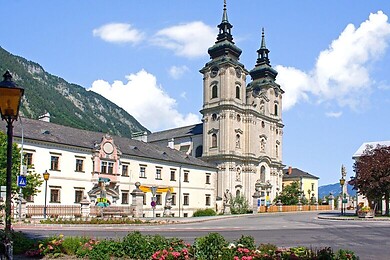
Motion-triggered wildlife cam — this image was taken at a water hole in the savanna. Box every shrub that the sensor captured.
[193,232,227,260]
[235,235,256,251]
[193,208,217,217]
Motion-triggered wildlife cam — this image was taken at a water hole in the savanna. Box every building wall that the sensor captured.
[16,135,216,218]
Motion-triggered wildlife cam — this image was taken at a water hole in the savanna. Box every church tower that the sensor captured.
[200,1,284,206]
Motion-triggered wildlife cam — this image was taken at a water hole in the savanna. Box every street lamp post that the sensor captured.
[43,170,50,219]
[339,177,345,215]
[0,71,24,233]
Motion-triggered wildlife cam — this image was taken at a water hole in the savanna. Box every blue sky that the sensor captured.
[2,1,390,185]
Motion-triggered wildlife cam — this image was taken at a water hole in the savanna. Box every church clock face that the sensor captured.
[103,142,114,154]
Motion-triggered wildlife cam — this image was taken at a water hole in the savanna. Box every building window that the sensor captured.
[206,173,211,184]
[75,190,83,203]
[50,156,59,171]
[211,85,218,99]
[50,188,61,203]
[237,114,241,122]
[184,171,189,182]
[24,153,33,167]
[276,144,279,157]
[236,85,240,99]
[183,193,189,205]
[121,164,129,176]
[142,194,146,205]
[140,166,146,178]
[205,194,211,206]
[212,113,217,121]
[171,193,176,205]
[274,104,278,116]
[170,170,176,181]
[311,183,315,191]
[260,166,266,183]
[156,194,162,205]
[101,161,107,173]
[211,134,217,148]
[236,134,240,148]
[122,191,129,204]
[156,168,162,180]
[195,146,203,158]
[236,190,241,197]
[75,159,84,172]
[108,162,113,174]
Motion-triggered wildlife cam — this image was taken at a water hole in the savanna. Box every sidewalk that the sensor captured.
[317,210,390,221]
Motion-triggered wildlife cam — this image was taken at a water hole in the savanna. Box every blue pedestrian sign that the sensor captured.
[17,176,27,187]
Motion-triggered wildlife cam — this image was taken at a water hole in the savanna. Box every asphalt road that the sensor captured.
[15,211,390,259]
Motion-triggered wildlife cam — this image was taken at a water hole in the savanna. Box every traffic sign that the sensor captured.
[17,176,27,187]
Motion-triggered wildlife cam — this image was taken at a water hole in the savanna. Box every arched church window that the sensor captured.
[212,113,217,121]
[195,145,203,158]
[260,166,266,183]
[274,104,278,116]
[211,85,218,99]
[235,134,240,148]
[237,114,241,122]
[236,167,241,181]
[236,85,240,99]
[261,121,265,128]
[260,139,266,152]
[236,189,241,197]
[211,134,217,148]
[276,144,279,157]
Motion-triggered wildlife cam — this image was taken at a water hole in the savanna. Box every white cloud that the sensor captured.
[277,11,390,111]
[152,21,216,58]
[93,23,145,44]
[169,65,189,79]
[325,111,343,118]
[88,70,200,131]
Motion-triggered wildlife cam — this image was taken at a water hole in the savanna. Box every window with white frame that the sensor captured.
[206,173,211,184]
[184,171,189,182]
[139,166,146,178]
[50,156,60,171]
[205,194,211,206]
[75,159,84,172]
[122,164,129,176]
[50,187,61,203]
[122,191,129,204]
[74,189,84,203]
[183,193,189,205]
[155,168,162,180]
[170,170,176,181]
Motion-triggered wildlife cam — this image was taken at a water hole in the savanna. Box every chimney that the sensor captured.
[38,112,50,122]
[288,166,292,175]
[168,138,175,149]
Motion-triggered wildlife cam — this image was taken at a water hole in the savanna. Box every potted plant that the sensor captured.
[358,205,374,218]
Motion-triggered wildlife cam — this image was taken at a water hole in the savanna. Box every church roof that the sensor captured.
[3,118,215,169]
[352,140,390,159]
[148,123,203,142]
[283,168,319,180]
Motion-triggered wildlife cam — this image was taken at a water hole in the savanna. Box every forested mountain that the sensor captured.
[0,47,149,137]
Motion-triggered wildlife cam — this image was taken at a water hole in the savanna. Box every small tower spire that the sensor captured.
[216,0,233,42]
[261,28,266,49]
[256,28,270,66]
[222,0,228,23]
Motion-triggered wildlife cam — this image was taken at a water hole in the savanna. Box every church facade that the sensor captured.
[148,2,284,206]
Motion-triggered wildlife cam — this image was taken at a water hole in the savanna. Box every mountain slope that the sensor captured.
[319,183,356,199]
[0,47,149,137]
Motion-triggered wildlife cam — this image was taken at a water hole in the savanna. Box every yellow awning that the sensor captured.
[139,185,174,193]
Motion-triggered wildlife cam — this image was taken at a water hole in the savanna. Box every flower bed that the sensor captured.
[21,232,359,259]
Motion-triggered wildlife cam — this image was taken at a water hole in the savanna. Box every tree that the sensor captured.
[274,181,302,205]
[353,145,390,216]
[0,131,21,194]
[230,194,250,214]
[0,131,43,200]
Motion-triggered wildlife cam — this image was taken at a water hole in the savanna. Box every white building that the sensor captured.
[9,118,217,218]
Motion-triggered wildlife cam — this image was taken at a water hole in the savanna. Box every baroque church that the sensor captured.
[147,1,284,206]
